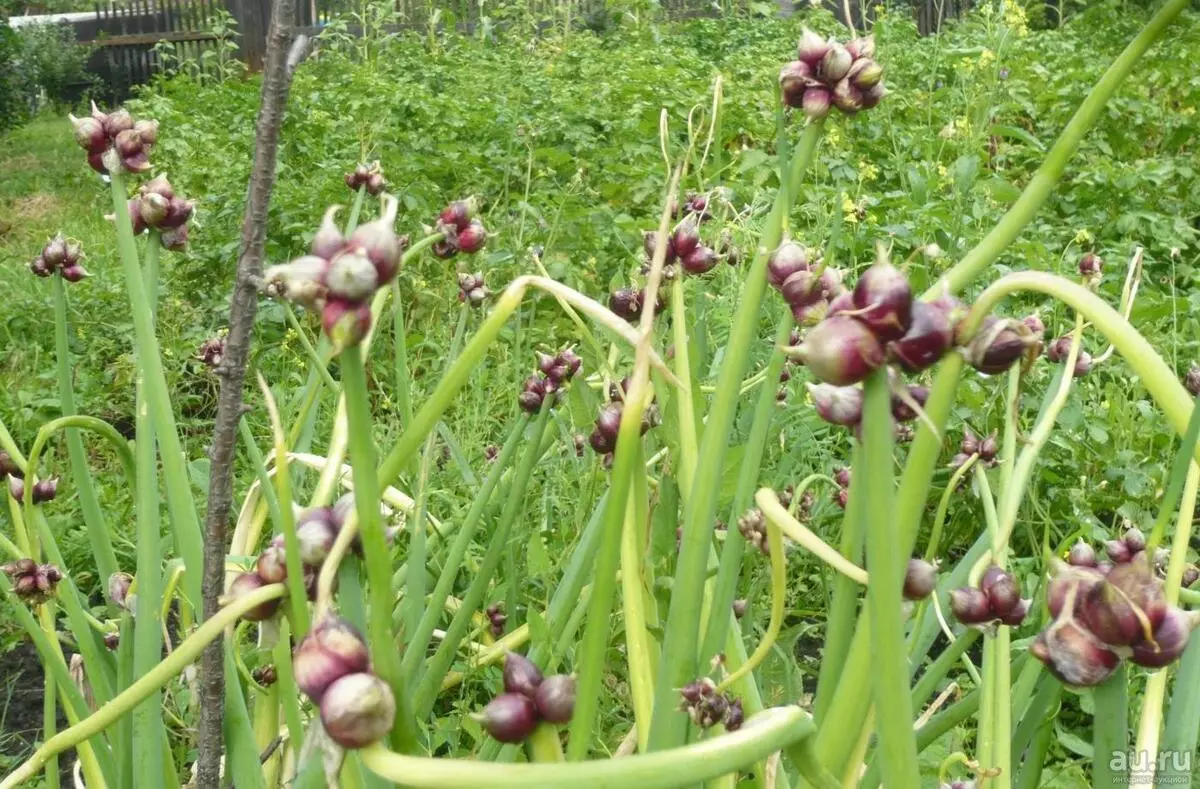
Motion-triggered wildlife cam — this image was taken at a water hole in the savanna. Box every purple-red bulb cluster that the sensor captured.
[780,29,886,120]
[263,199,407,350]
[457,271,488,306]
[345,162,386,196]
[475,653,577,743]
[767,241,846,327]
[127,175,194,251]
[485,603,507,637]
[8,476,58,505]
[228,494,397,622]
[950,428,999,470]
[30,236,87,282]
[2,558,63,605]
[519,348,582,414]
[1037,548,1197,686]
[609,286,665,323]
[292,615,396,749]
[679,678,744,731]
[69,102,158,174]
[642,216,722,276]
[197,336,226,369]
[950,566,1031,628]
[433,200,488,259]
[588,380,657,457]
[1045,335,1093,378]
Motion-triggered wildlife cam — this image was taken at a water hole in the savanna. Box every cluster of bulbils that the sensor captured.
[1030,530,1199,686]
[126,174,195,251]
[519,348,582,414]
[588,378,659,459]
[197,336,226,369]
[69,102,158,174]
[7,475,58,505]
[474,653,576,743]
[457,271,488,307]
[950,566,1032,630]
[485,603,507,637]
[780,29,885,120]
[782,245,1042,430]
[264,197,406,350]
[679,678,744,731]
[2,558,64,605]
[432,200,488,260]
[228,494,396,621]
[609,191,731,322]
[737,508,769,555]
[344,162,387,196]
[293,615,395,749]
[30,236,88,281]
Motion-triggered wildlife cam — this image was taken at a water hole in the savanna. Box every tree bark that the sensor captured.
[193,0,304,785]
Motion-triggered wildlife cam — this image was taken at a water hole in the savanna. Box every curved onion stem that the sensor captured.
[960,274,1196,453]
[361,706,828,789]
[716,514,784,693]
[756,489,868,585]
[21,416,136,495]
[0,583,287,789]
[926,0,1190,297]
[1094,245,1143,365]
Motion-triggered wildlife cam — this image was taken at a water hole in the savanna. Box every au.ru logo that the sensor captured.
[1107,749,1193,784]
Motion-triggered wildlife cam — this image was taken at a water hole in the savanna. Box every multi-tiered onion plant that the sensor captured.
[3,0,1199,786]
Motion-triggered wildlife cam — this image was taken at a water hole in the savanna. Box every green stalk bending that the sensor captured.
[0,583,287,789]
[106,172,203,605]
[928,0,1190,297]
[51,274,117,583]
[621,446,656,753]
[700,310,792,667]
[339,346,419,754]
[361,706,824,789]
[647,118,826,754]
[23,416,135,491]
[860,369,919,786]
[962,273,1198,459]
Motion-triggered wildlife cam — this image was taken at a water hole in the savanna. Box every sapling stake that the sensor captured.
[194,5,305,782]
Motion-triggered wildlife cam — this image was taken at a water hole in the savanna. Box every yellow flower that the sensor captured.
[1073,229,1093,245]
[979,49,996,67]
[1002,0,1029,34]
[859,161,879,182]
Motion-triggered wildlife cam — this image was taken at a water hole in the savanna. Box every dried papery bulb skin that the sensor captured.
[349,198,403,283]
[1068,540,1097,567]
[311,206,345,259]
[802,87,833,120]
[807,383,863,426]
[796,28,830,66]
[1185,364,1200,397]
[533,674,576,723]
[159,226,189,252]
[255,544,288,585]
[1078,253,1102,278]
[502,652,544,698]
[950,587,992,625]
[227,572,278,621]
[325,250,379,302]
[818,42,852,83]
[903,558,938,601]
[788,316,884,386]
[107,572,133,608]
[320,672,396,749]
[476,692,539,743]
[1031,621,1120,686]
[1129,607,1197,668]
[293,616,370,703]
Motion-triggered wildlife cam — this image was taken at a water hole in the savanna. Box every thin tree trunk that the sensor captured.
[193,1,306,784]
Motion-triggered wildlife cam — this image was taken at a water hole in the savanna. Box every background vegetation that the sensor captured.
[1,0,1198,782]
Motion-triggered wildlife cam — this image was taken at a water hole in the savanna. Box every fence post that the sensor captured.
[227,0,269,70]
